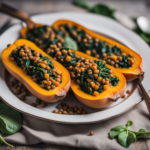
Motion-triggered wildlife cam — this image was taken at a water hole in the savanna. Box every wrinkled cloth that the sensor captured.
[4,101,150,150]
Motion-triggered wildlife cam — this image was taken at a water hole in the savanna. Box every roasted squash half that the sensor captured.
[46,45,126,109]
[1,39,70,103]
[52,19,143,81]
[72,51,126,108]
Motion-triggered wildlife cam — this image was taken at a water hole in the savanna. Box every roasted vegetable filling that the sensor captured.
[57,24,135,68]
[27,25,66,50]
[47,45,119,96]
[26,24,135,69]
[9,45,62,90]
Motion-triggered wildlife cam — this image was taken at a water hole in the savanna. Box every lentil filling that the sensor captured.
[9,45,62,90]
[57,24,135,68]
[46,45,119,96]
[26,24,135,69]
[27,25,65,50]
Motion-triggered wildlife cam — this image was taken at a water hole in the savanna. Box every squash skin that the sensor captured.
[72,51,126,109]
[52,19,144,82]
[1,39,70,103]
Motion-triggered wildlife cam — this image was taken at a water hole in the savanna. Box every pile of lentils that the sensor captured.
[9,45,62,90]
[53,102,88,115]
[46,45,119,96]
[26,25,65,50]
[10,78,47,107]
[10,78,28,100]
[57,24,135,68]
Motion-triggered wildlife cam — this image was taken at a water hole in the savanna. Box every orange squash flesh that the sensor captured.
[72,51,126,109]
[52,19,143,81]
[1,39,70,103]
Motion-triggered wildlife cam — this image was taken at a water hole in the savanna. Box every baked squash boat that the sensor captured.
[44,45,126,109]
[20,19,143,81]
[1,39,70,103]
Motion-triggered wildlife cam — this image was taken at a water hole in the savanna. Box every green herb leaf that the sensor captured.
[0,135,13,147]
[24,59,31,75]
[118,131,136,148]
[134,129,150,141]
[0,101,22,135]
[110,125,126,139]
[65,36,78,50]
[127,121,133,127]
[133,25,150,43]
[110,121,150,148]
[73,0,92,10]
[0,100,22,147]
[91,4,116,19]
[73,0,116,19]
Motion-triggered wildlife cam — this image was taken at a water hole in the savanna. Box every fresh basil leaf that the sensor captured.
[110,125,126,139]
[0,101,22,135]
[127,121,133,127]
[118,131,136,148]
[65,36,78,50]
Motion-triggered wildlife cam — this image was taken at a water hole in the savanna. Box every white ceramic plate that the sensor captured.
[0,12,150,124]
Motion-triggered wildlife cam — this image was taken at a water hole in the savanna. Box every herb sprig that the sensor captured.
[73,0,116,19]
[110,121,150,148]
[0,100,22,147]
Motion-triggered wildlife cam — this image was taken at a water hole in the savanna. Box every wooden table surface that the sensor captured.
[0,0,150,149]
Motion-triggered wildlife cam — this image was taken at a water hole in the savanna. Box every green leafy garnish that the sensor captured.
[73,0,116,19]
[133,25,150,43]
[65,36,78,50]
[0,100,22,147]
[110,121,150,148]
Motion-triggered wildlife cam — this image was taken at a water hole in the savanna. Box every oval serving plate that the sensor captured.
[0,12,150,124]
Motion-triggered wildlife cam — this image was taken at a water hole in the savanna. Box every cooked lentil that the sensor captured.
[90,131,94,136]
[41,103,46,108]
[126,90,131,94]
[121,94,126,98]
[31,103,36,107]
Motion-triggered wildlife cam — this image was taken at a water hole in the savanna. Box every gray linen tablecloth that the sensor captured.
[4,100,150,150]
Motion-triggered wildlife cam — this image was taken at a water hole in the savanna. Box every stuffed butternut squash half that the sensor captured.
[52,19,143,81]
[20,20,143,81]
[1,39,70,103]
[46,45,126,109]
